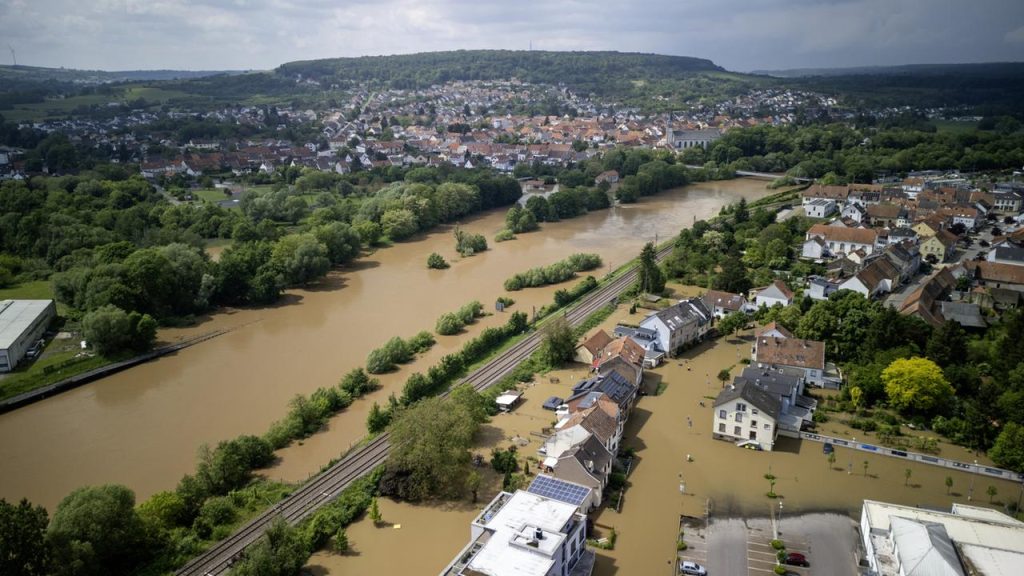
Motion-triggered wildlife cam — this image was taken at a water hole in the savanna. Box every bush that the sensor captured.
[494,229,515,242]
[436,312,463,335]
[427,252,449,269]
[770,539,785,550]
[774,566,788,575]
[408,331,436,354]
[503,254,602,290]
[366,336,416,373]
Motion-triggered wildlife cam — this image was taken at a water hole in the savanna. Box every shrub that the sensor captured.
[427,252,449,269]
[494,229,515,242]
[503,254,602,290]
[770,539,784,550]
[408,331,436,353]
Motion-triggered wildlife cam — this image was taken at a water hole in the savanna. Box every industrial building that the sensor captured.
[0,300,56,373]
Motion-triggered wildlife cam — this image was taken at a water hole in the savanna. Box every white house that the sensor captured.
[712,381,781,451]
[638,298,712,356]
[805,198,837,218]
[752,280,794,308]
[807,275,841,301]
[838,257,901,299]
[801,237,831,260]
[753,334,829,387]
[440,489,591,576]
[700,290,750,319]
[805,223,881,257]
[841,203,867,224]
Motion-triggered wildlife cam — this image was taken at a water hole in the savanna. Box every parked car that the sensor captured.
[679,560,708,575]
[822,442,834,455]
[784,552,810,567]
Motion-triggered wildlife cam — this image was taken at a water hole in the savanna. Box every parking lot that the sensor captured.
[692,514,859,576]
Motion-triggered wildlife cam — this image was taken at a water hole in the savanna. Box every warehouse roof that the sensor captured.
[0,300,54,350]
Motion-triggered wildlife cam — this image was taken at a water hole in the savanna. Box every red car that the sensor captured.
[784,552,809,567]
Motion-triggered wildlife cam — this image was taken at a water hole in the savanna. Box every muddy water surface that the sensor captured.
[0,180,770,510]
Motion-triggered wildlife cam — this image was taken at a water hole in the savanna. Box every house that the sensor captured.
[805,198,837,218]
[611,324,664,368]
[439,489,592,576]
[732,366,817,435]
[991,188,1023,214]
[752,280,794,308]
[859,500,1024,576]
[753,334,829,387]
[573,329,612,366]
[700,290,750,319]
[966,261,1024,293]
[801,184,849,205]
[756,321,793,340]
[547,434,613,506]
[920,229,958,263]
[526,475,597,515]
[553,401,622,456]
[912,221,941,239]
[568,371,638,416]
[638,298,712,356]
[987,245,1024,267]
[865,203,904,228]
[899,268,957,327]
[594,170,619,184]
[597,337,645,387]
[839,257,901,299]
[885,227,919,246]
[940,206,980,231]
[807,275,841,301]
[806,224,880,257]
[841,203,867,224]
[938,301,987,330]
[801,236,831,260]
[712,380,781,451]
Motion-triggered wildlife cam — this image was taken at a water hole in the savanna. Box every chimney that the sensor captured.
[535,527,544,541]
[586,459,594,472]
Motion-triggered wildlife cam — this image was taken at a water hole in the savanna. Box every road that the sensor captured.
[176,245,671,576]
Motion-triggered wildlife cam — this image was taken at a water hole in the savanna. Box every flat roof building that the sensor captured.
[861,499,1024,576]
[0,300,56,373]
[441,489,594,576]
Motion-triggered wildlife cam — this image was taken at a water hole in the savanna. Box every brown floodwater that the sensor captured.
[309,287,1024,576]
[0,179,771,511]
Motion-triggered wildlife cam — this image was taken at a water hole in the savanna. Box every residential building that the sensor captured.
[752,280,794,308]
[805,198,837,218]
[638,298,712,356]
[0,300,56,373]
[805,223,880,257]
[860,500,1024,576]
[966,261,1024,293]
[753,334,831,387]
[547,434,613,506]
[912,221,941,239]
[899,268,958,328]
[865,203,905,228]
[920,229,957,263]
[700,289,750,319]
[567,371,638,416]
[839,256,901,299]
[801,236,831,260]
[801,184,849,205]
[573,329,612,366]
[991,188,1023,214]
[667,127,721,150]
[986,245,1024,267]
[807,275,841,301]
[597,337,645,387]
[712,380,781,451]
[440,489,593,576]
[841,203,867,224]
[732,366,817,435]
[756,321,793,340]
[611,324,664,368]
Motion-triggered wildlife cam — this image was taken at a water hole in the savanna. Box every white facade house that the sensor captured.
[712,382,781,451]
[753,280,794,308]
[805,198,837,218]
[807,276,841,301]
[805,223,880,257]
[841,203,866,223]
[700,290,750,319]
[638,298,712,356]
[860,500,1024,576]
[801,237,830,260]
[0,300,56,373]
[441,490,592,576]
[753,334,829,387]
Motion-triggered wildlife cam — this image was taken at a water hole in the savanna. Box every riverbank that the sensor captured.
[0,178,772,511]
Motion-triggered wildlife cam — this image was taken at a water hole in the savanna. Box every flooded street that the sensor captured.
[307,286,1024,576]
[0,179,770,511]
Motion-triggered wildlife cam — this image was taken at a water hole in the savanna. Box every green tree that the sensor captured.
[945,476,954,495]
[717,312,747,336]
[270,233,330,285]
[314,222,361,266]
[332,528,349,553]
[714,255,751,295]
[47,485,152,576]
[380,208,419,241]
[883,357,955,414]
[369,498,382,524]
[926,321,968,368]
[987,485,998,503]
[904,468,912,487]
[990,422,1024,472]
[0,498,49,576]
[466,470,482,503]
[81,305,132,355]
[366,402,391,434]
[380,397,478,501]
[540,316,575,367]
[228,517,308,576]
[635,242,665,294]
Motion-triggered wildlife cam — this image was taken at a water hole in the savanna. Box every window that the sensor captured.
[764,423,771,430]
[749,430,757,440]
[752,408,759,415]
[737,403,747,412]
[735,413,743,423]
[751,420,758,429]
[718,410,726,419]
[734,426,742,436]
[718,423,725,433]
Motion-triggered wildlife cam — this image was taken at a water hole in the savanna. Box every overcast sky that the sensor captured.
[2,0,1022,72]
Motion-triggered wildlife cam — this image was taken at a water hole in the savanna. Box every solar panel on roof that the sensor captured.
[527,475,590,507]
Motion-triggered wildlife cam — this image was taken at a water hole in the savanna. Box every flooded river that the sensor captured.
[0,179,770,511]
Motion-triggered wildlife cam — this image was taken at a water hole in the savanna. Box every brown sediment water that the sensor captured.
[0,180,771,511]
[317,289,1024,576]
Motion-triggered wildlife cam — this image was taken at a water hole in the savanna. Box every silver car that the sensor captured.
[680,560,707,575]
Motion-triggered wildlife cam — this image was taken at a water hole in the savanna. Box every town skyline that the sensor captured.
[2,0,1023,72]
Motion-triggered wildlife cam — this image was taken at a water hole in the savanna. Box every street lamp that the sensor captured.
[969,460,977,501]
[779,500,784,534]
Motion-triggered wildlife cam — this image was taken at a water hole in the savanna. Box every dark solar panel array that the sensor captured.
[527,475,590,506]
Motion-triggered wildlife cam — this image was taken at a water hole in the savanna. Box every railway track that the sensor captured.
[177,244,672,575]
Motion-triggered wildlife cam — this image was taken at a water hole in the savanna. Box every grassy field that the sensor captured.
[0,280,53,300]
[1,85,199,122]
[933,119,979,134]
[194,187,232,203]
[0,349,114,402]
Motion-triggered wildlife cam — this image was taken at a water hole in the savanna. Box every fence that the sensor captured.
[799,431,1024,483]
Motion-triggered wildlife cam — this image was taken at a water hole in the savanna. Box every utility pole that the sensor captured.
[7,44,15,67]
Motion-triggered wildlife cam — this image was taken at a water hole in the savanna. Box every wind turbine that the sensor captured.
[7,44,15,67]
